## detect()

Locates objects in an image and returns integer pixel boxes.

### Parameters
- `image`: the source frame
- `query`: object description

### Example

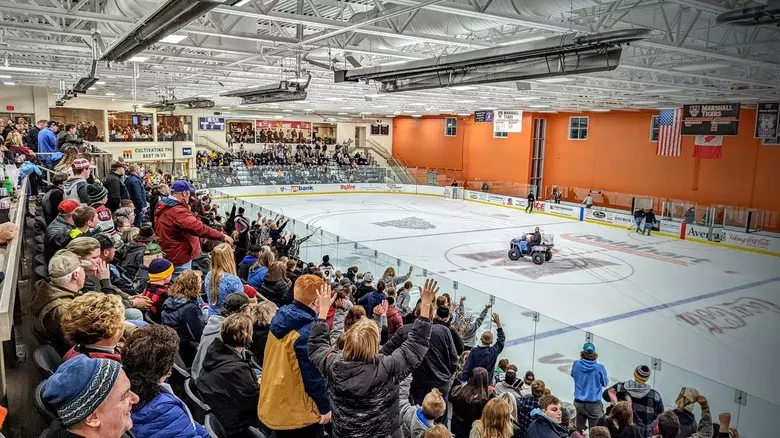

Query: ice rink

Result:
[217,188,779,429]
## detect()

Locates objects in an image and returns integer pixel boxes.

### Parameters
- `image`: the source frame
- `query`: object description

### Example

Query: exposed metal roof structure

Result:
[0,0,778,115]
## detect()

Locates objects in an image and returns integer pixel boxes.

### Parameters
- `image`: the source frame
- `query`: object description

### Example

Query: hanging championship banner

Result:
[755,102,779,138]
[493,110,522,133]
[681,103,740,136]
[474,111,494,123]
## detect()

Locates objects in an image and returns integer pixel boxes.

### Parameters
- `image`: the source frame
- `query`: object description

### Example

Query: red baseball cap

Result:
[243,284,258,300]
[58,199,80,214]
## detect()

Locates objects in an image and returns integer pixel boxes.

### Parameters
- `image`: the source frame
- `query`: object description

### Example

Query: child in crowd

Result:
[141,258,173,323]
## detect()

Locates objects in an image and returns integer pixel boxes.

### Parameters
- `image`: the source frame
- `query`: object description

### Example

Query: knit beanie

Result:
[86,183,108,205]
[148,258,173,282]
[42,355,121,426]
[634,365,651,384]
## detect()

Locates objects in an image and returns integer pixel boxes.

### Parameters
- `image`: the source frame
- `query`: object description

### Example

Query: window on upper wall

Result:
[445,118,457,136]
[568,116,589,140]
[494,131,509,138]
[650,115,660,142]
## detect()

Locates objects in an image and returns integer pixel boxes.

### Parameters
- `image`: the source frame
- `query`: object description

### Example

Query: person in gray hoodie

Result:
[398,376,447,438]
[493,369,523,399]
[380,266,414,287]
[63,158,92,204]
[454,297,491,349]
[603,365,664,438]
[190,292,250,380]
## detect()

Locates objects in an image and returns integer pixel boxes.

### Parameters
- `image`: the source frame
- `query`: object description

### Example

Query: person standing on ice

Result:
[526,190,536,214]
[633,209,646,233]
[643,209,656,236]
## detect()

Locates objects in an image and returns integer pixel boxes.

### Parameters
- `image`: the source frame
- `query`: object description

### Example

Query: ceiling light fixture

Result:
[373,105,388,108]
[455,99,476,103]
[498,36,548,47]
[514,96,536,100]
[528,104,550,108]
[457,112,471,116]
[0,75,11,79]
[341,106,355,110]
[325,97,343,101]
[337,112,348,115]
[451,86,476,91]
[96,81,106,85]
[128,56,149,62]
[282,109,293,112]
[3,82,15,86]
[105,92,116,96]
[536,77,575,83]
[402,110,417,113]
[411,114,422,117]
[160,34,188,44]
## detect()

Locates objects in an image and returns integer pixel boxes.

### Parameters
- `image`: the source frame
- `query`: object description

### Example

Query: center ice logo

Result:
[372,217,436,230]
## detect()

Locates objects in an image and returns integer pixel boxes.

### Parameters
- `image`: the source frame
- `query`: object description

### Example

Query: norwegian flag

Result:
[657,108,682,156]
[693,135,723,159]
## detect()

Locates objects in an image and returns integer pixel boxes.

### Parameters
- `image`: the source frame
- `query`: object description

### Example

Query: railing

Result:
[196,135,229,154]
[193,165,396,189]
[209,183,774,437]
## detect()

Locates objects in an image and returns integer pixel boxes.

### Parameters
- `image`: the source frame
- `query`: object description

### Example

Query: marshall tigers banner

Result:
[681,103,740,136]
[693,135,723,159]
[755,102,779,138]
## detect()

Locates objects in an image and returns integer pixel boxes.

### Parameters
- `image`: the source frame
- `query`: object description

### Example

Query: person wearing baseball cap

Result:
[155,178,232,280]
[63,157,92,204]
[125,164,147,227]
[104,162,129,212]
[37,120,59,166]
[41,355,139,438]
[190,292,250,380]
[571,342,608,430]
[43,199,81,263]
[29,250,89,354]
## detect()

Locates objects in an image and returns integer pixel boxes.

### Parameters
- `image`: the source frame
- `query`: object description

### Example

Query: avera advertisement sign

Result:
[755,102,779,138]
[681,103,740,136]
[686,224,724,242]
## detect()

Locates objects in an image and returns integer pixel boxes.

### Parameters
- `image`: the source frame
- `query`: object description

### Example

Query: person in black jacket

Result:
[434,306,464,355]
[238,245,261,281]
[43,200,79,263]
[526,191,536,213]
[42,173,68,225]
[26,120,45,152]
[250,301,277,368]
[461,313,505,381]
[261,262,290,306]
[196,313,260,437]
[103,163,129,213]
[633,209,646,233]
[642,209,656,236]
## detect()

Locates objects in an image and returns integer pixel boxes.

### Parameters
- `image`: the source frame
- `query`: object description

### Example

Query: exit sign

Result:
[5,106,13,111]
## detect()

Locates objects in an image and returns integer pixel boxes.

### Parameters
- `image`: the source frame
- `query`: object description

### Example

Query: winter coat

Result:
[387,305,403,336]
[382,320,458,399]
[461,327,505,380]
[103,171,129,212]
[191,315,224,380]
[358,290,386,319]
[63,177,89,204]
[571,358,608,402]
[42,187,64,225]
[237,255,257,281]
[131,385,208,438]
[398,375,436,438]
[64,344,122,363]
[261,279,289,307]
[380,269,412,287]
[603,381,664,438]
[517,395,542,437]
[330,300,353,344]
[29,282,81,355]
[449,383,490,438]
[258,301,331,430]
[142,283,170,320]
[203,272,244,316]
[38,128,57,155]
[155,197,225,267]
[83,274,133,309]
[526,408,569,438]
[162,297,206,364]
[26,125,41,151]
[196,338,260,436]
[396,289,412,316]
[125,173,147,212]
[309,316,432,438]
[250,324,270,368]
[436,319,465,356]
[493,380,523,398]
[354,282,376,300]
[596,416,643,438]
[117,241,146,280]
[247,265,268,290]
[43,215,75,263]
[456,302,490,348]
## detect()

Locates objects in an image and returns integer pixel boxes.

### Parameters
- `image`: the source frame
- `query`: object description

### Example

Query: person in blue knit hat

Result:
[571,342,608,430]
[42,354,139,438]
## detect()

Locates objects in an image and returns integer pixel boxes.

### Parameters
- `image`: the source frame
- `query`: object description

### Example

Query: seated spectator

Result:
[42,173,68,225]
[41,355,139,438]
[527,395,570,438]
[238,244,261,281]
[398,375,447,438]
[518,380,547,436]
[134,241,163,294]
[450,367,491,438]
[590,427,611,438]
[262,261,290,306]
[571,342,608,430]
[603,366,664,438]
[205,243,244,316]
[117,224,157,281]
[142,258,173,322]
[111,216,132,249]
[519,371,535,397]
[470,397,516,438]
[496,392,524,437]
[43,200,79,262]
[29,250,87,354]
[247,250,274,291]
[461,313,505,381]
[308,279,438,438]
[63,158,92,203]
[124,325,209,438]
[596,401,642,438]
[191,292,251,379]
[162,270,207,366]
[87,183,114,235]
[423,424,451,438]
[67,205,99,240]
[196,313,260,437]
[93,234,133,295]
[250,300,277,368]
[494,369,523,398]
[62,292,125,362]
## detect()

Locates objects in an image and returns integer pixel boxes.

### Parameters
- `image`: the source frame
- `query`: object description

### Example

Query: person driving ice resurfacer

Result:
[515,227,542,254]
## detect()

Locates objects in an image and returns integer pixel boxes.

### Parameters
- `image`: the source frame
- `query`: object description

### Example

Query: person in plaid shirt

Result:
[517,379,547,438]
[141,258,173,323]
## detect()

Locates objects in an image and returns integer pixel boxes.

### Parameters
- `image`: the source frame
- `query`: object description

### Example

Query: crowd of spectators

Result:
[109,124,154,142]
[18,145,743,438]
[197,144,370,169]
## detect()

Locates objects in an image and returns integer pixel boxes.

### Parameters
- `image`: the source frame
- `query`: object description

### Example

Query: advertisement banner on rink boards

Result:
[493,110,523,133]
[544,202,581,219]
[658,220,683,236]
[681,104,741,136]
[722,230,780,254]
[684,224,725,242]
[755,102,780,138]
[504,196,527,209]
[584,209,634,227]
[466,191,489,202]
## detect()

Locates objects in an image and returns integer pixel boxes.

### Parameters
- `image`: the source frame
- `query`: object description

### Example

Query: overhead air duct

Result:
[101,0,246,63]
[334,29,649,93]
[143,97,215,110]
[716,0,780,26]
[73,33,102,94]
[220,76,312,104]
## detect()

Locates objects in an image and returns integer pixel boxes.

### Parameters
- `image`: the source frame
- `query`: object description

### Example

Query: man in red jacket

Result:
[154,180,233,279]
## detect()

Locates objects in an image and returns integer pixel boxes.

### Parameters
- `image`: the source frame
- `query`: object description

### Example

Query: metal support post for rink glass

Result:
[734,390,747,406]
[651,358,662,371]
[585,332,593,343]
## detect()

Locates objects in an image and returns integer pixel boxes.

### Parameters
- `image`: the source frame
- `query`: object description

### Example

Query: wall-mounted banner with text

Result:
[681,103,740,136]
[755,102,779,138]
[474,111,494,123]
[493,110,522,133]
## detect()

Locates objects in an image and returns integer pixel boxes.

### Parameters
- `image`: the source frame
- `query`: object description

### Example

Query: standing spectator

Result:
[43,199,79,263]
[63,158,92,204]
[603,366,664,438]
[493,369,523,399]
[385,295,403,336]
[155,179,232,278]
[526,191,535,214]
[258,274,332,437]
[308,279,438,438]
[161,270,207,366]
[61,293,125,363]
[27,119,46,152]
[461,313,505,381]
[42,173,68,225]
[455,297,491,349]
[57,123,86,150]
[41,355,139,438]
[141,258,174,322]
[197,313,261,437]
[520,371,536,397]
[642,209,656,236]
[526,395,570,438]
[204,243,244,316]
[357,278,386,319]
[518,380,547,436]
[37,120,58,167]
[433,305,464,355]
[450,367,491,438]
[191,292,251,380]
[250,300,278,368]
[104,162,129,212]
[29,250,86,354]
[582,193,594,209]
[148,183,169,230]
[262,261,291,307]
[396,281,414,317]
[653,395,714,438]
[380,266,414,287]
[595,401,642,438]
[124,325,209,438]
[354,271,377,300]
[633,209,645,233]
[469,397,516,438]
[571,342,608,430]
[126,164,147,227]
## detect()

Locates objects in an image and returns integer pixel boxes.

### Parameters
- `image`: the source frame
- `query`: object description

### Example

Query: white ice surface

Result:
[218,189,780,433]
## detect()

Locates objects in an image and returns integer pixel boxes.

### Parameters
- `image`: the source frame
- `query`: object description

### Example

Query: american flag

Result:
[657,108,682,156]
